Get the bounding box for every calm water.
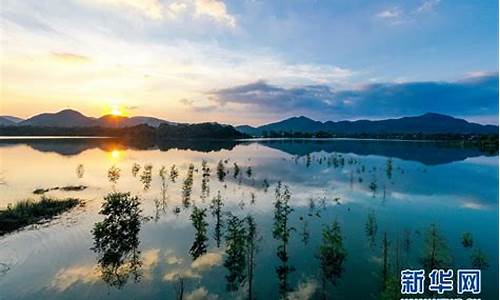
[0,138,498,299]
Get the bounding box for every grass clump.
[0,197,80,235]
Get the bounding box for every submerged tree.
[246,166,253,178]
[159,165,168,201]
[201,160,211,201]
[189,206,208,260]
[92,192,142,288]
[317,220,347,300]
[131,163,141,177]
[140,164,153,191]
[471,248,489,269]
[210,191,224,247]
[224,214,247,292]
[76,164,85,179]
[169,164,179,183]
[246,216,261,300]
[386,158,393,179]
[217,160,226,182]
[420,224,451,271]
[107,165,121,186]
[233,163,240,179]
[461,232,474,248]
[365,211,378,249]
[273,182,295,298]
[182,164,195,208]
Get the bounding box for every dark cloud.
[209,74,499,123]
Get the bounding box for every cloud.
[50,265,100,291]
[191,252,223,271]
[90,0,235,26]
[185,287,219,300]
[416,0,441,13]
[194,0,235,27]
[94,0,165,20]
[376,7,401,19]
[208,73,499,122]
[51,52,90,63]
[288,279,318,300]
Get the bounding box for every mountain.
[13,109,173,128]
[20,109,97,127]
[0,116,24,123]
[0,117,16,126]
[237,113,498,136]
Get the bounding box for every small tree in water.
[420,224,451,272]
[461,232,474,248]
[182,164,195,208]
[169,165,179,182]
[189,206,208,260]
[224,213,247,292]
[317,220,347,300]
[470,248,489,269]
[210,191,224,247]
[365,211,378,249]
[273,182,295,298]
[140,164,153,191]
[217,160,226,182]
[233,163,240,179]
[107,165,121,186]
[131,163,141,177]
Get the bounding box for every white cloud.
[185,287,219,300]
[194,0,236,27]
[191,251,223,271]
[416,0,441,13]
[376,7,401,19]
[93,0,165,20]
[288,279,318,300]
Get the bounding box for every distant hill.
[7,109,173,128]
[0,116,24,124]
[236,113,498,136]
[0,117,16,126]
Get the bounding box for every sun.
[110,106,123,116]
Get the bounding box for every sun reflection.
[104,101,128,117]
[108,149,124,162]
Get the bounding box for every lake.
[0,138,498,299]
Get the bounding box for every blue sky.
[1,0,498,125]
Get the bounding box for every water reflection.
[91,192,142,288]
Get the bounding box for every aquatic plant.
[273,182,295,298]
[139,164,153,191]
[131,163,141,177]
[76,164,85,179]
[224,213,247,292]
[420,224,451,271]
[246,166,252,178]
[182,164,195,208]
[461,232,474,248]
[107,165,121,185]
[470,248,489,269]
[0,197,80,235]
[262,179,270,192]
[159,165,168,201]
[217,160,226,182]
[189,206,208,260]
[169,165,179,182]
[201,160,211,200]
[233,162,240,178]
[382,232,389,287]
[317,220,346,299]
[386,158,393,179]
[246,215,261,300]
[300,217,310,246]
[92,192,142,288]
[210,191,224,247]
[365,211,378,248]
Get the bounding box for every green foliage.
[217,160,226,182]
[224,214,247,292]
[420,224,451,271]
[131,163,141,177]
[107,165,121,185]
[182,164,195,208]
[189,206,208,260]
[0,197,80,235]
[461,232,474,248]
[470,248,489,269]
[318,220,347,287]
[139,164,153,191]
[201,160,211,200]
[169,164,179,182]
[365,211,378,248]
[210,191,224,247]
[386,158,393,179]
[92,192,142,288]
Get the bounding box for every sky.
[0,0,498,125]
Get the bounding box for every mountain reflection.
[91,192,143,288]
[0,138,496,165]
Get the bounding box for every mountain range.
[236,113,498,136]
[0,109,174,128]
[0,109,498,135]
